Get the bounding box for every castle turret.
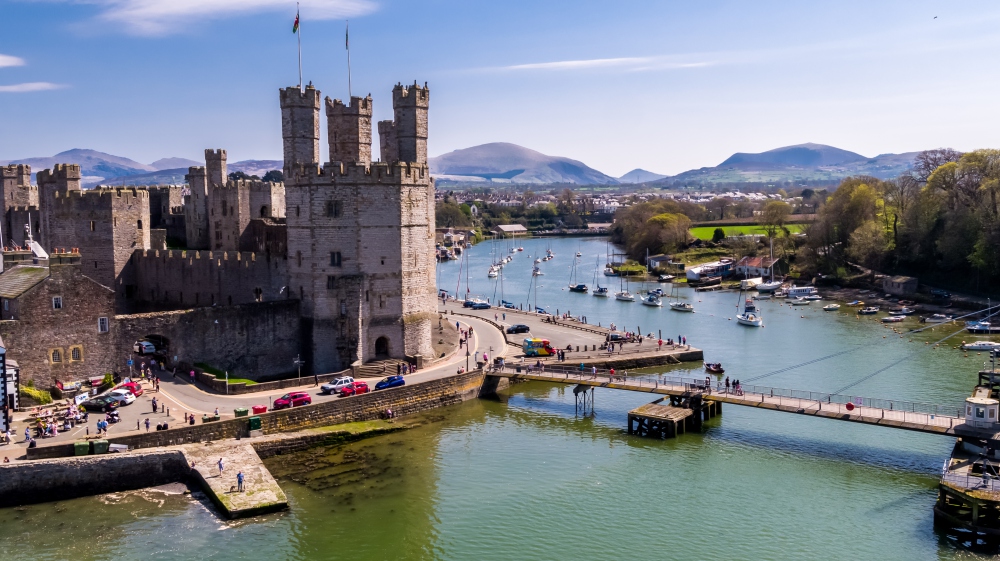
[279,85,321,177]
[184,166,209,250]
[205,149,227,187]
[391,82,429,164]
[326,95,372,165]
[1,164,38,247]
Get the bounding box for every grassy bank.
[689,224,806,240]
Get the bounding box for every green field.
[688,224,806,240]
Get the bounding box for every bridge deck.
[492,367,969,437]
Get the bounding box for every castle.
[0,80,436,388]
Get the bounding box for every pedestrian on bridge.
[725,377,730,393]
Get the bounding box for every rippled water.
[3,237,997,560]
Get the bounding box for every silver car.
[320,376,355,395]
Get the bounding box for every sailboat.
[592,256,609,297]
[568,255,588,293]
[736,293,763,326]
[668,282,693,312]
[615,271,634,301]
[641,292,662,306]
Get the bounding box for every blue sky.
[2,0,1000,176]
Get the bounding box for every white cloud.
[51,0,376,36]
[0,82,66,93]
[486,56,716,73]
[0,54,26,68]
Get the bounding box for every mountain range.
[2,141,924,188]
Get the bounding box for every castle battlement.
[37,164,82,182]
[326,95,372,115]
[1,164,31,178]
[393,82,430,107]
[9,205,38,213]
[51,187,149,206]
[288,161,428,183]
[280,84,321,108]
[138,248,262,262]
[187,166,207,176]
[205,148,227,159]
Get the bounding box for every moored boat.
[881,315,905,323]
[858,306,880,315]
[670,302,694,312]
[960,341,1000,351]
[705,363,724,374]
[641,294,662,307]
[569,283,589,293]
[922,314,954,323]
[593,286,609,297]
[822,303,841,311]
[615,291,635,302]
[790,297,811,306]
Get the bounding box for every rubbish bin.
[92,439,110,454]
[248,416,262,431]
[234,407,249,418]
[202,415,220,423]
[252,405,267,415]
[74,441,90,456]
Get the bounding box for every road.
[3,315,508,460]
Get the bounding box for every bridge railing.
[502,362,964,421]
[941,461,1000,492]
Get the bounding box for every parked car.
[470,302,491,310]
[320,376,355,395]
[81,396,119,412]
[106,389,136,406]
[133,340,156,354]
[119,381,144,397]
[506,324,530,334]
[931,289,952,299]
[340,381,370,397]
[374,376,405,391]
[272,391,312,410]
[501,300,516,309]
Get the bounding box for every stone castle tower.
[0,164,38,245]
[282,82,436,373]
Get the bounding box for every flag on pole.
[292,12,299,33]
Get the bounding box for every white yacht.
[756,280,783,293]
[615,291,636,302]
[736,298,763,326]
[923,314,954,323]
[670,301,694,312]
[961,341,1000,351]
[593,286,609,297]
[604,265,617,276]
[790,297,811,306]
[641,293,662,307]
[822,303,840,311]
[786,286,819,298]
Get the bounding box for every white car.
[133,341,156,354]
[107,388,136,405]
[320,376,355,395]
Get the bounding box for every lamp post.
[293,355,306,383]
[225,371,229,395]
[466,347,470,372]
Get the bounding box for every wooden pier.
[627,394,721,439]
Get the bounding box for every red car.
[272,391,312,410]
[120,381,144,397]
[340,381,370,397]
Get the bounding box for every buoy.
[883,335,886,338]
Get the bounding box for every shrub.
[712,228,726,243]
[20,386,52,405]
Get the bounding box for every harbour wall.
[27,369,490,460]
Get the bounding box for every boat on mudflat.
[822,304,840,311]
[858,306,880,315]
[922,314,954,323]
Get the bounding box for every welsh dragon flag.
[292,12,299,33]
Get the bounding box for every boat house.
[883,275,918,296]
[735,256,785,278]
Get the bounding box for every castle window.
[296,206,300,217]
[222,204,227,216]
[327,275,336,289]
[95,261,98,269]
[325,200,342,218]
[379,294,386,309]
[51,349,61,363]
[340,299,347,317]
[98,317,109,333]
[90,221,95,231]
[52,296,63,309]
[2,299,6,311]
[330,252,342,267]
[296,251,302,267]
[137,219,143,230]
[70,346,82,361]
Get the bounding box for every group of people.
[396,362,416,376]
[723,376,744,396]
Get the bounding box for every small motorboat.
[790,298,811,306]
[705,363,725,374]
[532,267,543,276]
[822,304,840,311]
[615,291,635,302]
[803,294,823,301]
[670,301,694,312]
[647,288,664,296]
[881,315,905,323]
[576,252,582,257]
[889,307,916,315]
[858,306,880,315]
[847,300,863,306]
[658,274,675,282]
[961,341,1000,351]
[922,314,954,323]
[641,294,663,307]
[603,265,617,276]
[534,258,541,264]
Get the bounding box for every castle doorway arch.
[375,337,390,357]
[260,205,269,218]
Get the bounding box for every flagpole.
[346,20,352,98]
[297,3,302,91]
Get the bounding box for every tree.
[706,197,732,220]
[847,221,888,279]
[262,170,284,182]
[712,227,726,243]
[228,171,259,181]
[757,200,791,240]
[435,202,472,228]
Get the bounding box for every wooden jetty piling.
[627,394,719,439]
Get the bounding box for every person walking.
[144,418,150,432]
[725,376,730,393]
[217,457,224,477]
[237,471,245,492]
[189,370,196,384]
[151,397,158,413]
[502,312,506,321]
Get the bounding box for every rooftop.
[0,266,49,299]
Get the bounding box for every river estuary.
[4,236,998,560]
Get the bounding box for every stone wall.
[131,249,287,309]
[28,369,488,459]
[115,300,301,381]
[185,167,209,250]
[0,449,190,507]
[209,182,250,251]
[0,262,117,389]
